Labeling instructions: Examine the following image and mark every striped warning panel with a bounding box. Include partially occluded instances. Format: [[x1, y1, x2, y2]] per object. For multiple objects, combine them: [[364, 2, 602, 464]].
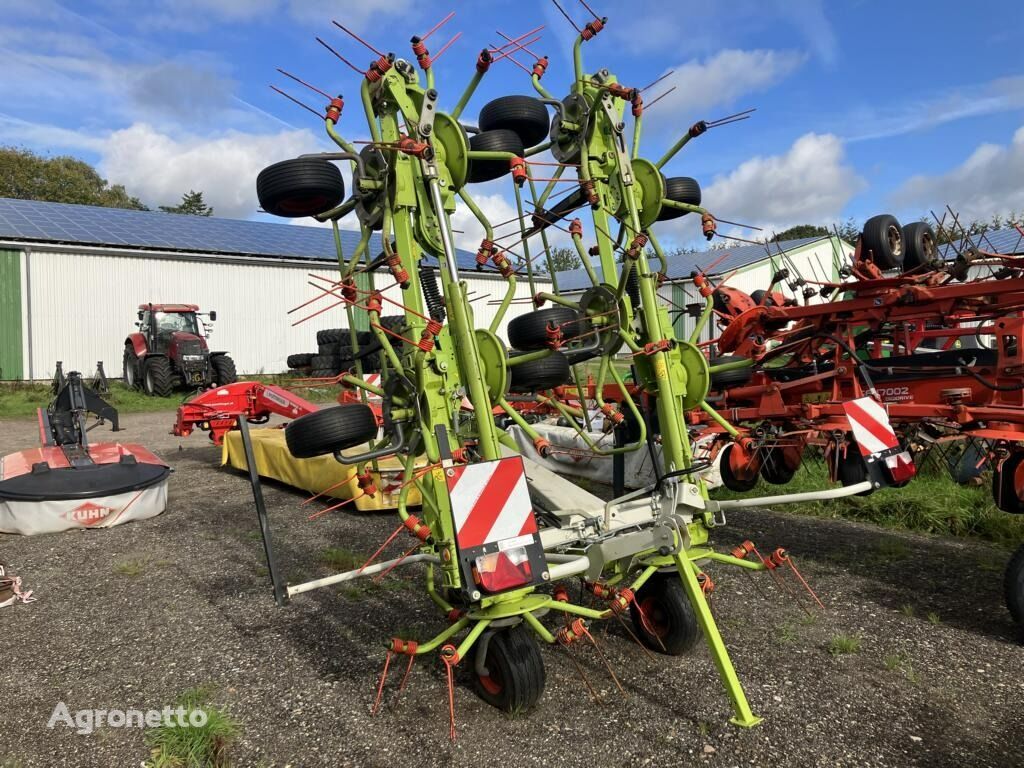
[[843, 397, 899, 457], [446, 457, 536, 549]]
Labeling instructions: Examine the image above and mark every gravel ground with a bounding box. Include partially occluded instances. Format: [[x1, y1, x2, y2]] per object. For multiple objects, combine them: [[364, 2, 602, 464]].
[[1, 409, 1022, 768]]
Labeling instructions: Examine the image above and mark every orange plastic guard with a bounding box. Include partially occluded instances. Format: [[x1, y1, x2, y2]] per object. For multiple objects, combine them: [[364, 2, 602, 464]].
[[444, 456, 546, 597]]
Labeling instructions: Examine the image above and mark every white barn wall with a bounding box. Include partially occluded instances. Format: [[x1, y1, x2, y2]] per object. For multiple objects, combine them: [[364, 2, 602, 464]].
[[22, 247, 550, 379]]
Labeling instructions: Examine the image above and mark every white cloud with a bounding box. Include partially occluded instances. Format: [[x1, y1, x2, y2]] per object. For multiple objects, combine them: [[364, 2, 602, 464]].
[[658, 132, 865, 243], [98, 123, 321, 218], [644, 49, 805, 127], [892, 125, 1024, 222]]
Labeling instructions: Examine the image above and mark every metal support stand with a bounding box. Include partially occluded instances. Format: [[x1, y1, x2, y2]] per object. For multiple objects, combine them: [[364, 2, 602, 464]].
[[238, 418, 288, 606]]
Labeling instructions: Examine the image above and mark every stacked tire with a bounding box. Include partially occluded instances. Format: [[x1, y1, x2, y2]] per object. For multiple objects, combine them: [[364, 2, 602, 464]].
[[286, 317, 407, 378], [505, 307, 586, 393]]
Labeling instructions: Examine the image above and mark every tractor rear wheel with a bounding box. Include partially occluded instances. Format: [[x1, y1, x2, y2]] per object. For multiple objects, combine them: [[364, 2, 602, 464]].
[[123, 345, 141, 389], [257, 157, 345, 218], [211, 355, 237, 386], [631, 575, 702, 655], [471, 624, 546, 713], [285, 403, 378, 458], [1004, 545, 1024, 628], [143, 357, 173, 397]]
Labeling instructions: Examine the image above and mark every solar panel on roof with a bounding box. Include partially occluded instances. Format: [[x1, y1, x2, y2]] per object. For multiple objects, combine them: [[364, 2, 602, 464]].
[[0, 197, 478, 268]]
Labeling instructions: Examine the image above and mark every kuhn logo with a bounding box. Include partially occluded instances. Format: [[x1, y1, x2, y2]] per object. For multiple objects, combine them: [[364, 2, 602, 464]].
[[63, 501, 116, 527]]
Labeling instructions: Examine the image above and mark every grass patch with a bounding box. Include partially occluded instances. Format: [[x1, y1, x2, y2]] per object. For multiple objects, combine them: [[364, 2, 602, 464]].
[[113, 559, 147, 578], [883, 652, 918, 683], [319, 547, 362, 571], [899, 604, 915, 618], [712, 461, 1024, 547], [0, 374, 336, 420], [926, 611, 942, 625], [828, 633, 862, 656], [144, 686, 238, 768], [775, 621, 798, 644]]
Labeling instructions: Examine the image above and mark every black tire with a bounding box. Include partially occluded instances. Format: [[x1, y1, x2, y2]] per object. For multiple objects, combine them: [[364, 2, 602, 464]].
[[309, 368, 338, 378], [285, 404, 378, 458], [287, 353, 315, 369], [211, 354, 237, 385], [1005, 545, 1024, 626], [316, 328, 346, 346], [708, 355, 753, 389], [507, 307, 589, 351], [471, 624, 546, 712], [760, 447, 797, 485], [508, 351, 571, 393], [478, 95, 550, 149], [751, 289, 776, 307], [657, 177, 702, 221], [311, 354, 340, 369], [318, 342, 345, 356], [861, 214, 904, 270], [467, 130, 524, 183], [143, 356, 173, 397], [719, 443, 758, 492], [631, 575, 702, 655], [903, 221, 938, 270], [123, 345, 141, 390], [257, 157, 344, 218], [836, 445, 874, 496], [993, 453, 1024, 514]]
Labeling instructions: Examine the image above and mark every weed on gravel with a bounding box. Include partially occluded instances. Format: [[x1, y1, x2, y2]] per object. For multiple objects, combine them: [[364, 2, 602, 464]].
[[145, 686, 238, 768], [828, 633, 862, 656]]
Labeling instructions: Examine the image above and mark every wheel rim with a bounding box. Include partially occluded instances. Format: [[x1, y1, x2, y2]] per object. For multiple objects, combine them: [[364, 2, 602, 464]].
[[478, 672, 504, 695], [921, 232, 935, 259], [886, 224, 903, 257], [145, 368, 153, 393]]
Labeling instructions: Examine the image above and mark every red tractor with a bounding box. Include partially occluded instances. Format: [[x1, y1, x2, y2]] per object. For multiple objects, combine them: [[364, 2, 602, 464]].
[[123, 304, 237, 397]]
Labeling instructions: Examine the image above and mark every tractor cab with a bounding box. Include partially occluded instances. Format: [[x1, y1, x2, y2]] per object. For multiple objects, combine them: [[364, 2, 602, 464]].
[[139, 305, 207, 354]]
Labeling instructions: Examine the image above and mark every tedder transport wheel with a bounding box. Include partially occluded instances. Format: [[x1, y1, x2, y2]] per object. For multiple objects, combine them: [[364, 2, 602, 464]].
[[467, 130, 525, 183], [719, 443, 759, 492], [211, 355, 237, 386], [656, 176, 702, 221], [760, 447, 798, 485], [902, 221, 938, 271], [123, 344, 141, 389], [1004, 544, 1024, 629], [507, 307, 589, 351], [471, 624, 546, 712], [257, 157, 345, 218], [992, 452, 1024, 514], [143, 357, 173, 397], [508, 351, 572, 393], [631, 575, 702, 655], [861, 214, 904, 270], [285, 403, 377, 458], [708, 355, 753, 389], [478, 95, 550, 148]]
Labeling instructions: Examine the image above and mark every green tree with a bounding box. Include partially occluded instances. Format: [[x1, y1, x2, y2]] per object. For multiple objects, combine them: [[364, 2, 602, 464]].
[[772, 224, 829, 241], [160, 190, 214, 216], [0, 146, 147, 209], [541, 246, 582, 273]]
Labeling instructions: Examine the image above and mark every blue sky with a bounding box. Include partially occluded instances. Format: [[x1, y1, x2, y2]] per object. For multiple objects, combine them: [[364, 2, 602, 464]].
[[1, 0, 1022, 249]]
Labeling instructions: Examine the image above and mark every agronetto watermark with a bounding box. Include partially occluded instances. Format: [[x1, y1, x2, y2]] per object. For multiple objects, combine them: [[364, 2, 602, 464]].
[[47, 701, 208, 735]]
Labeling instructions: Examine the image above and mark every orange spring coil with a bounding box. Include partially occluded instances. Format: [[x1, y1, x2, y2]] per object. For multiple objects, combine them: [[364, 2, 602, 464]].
[[568, 218, 583, 237], [532, 56, 548, 78], [417, 330, 434, 353], [389, 637, 419, 654], [689, 120, 708, 138], [533, 437, 551, 457], [552, 585, 570, 602], [580, 179, 598, 206], [556, 618, 588, 644], [580, 18, 605, 41], [365, 293, 383, 313], [326, 96, 344, 123], [340, 278, 358, 302], [510, 157, 527, 185], [411, 38, 431, 69], [631, 93, 643, 118], [476, 48, 492, 73], [402, 514, 431, 542], [357, 471, 378, 496], [730, 540, 756, 560]]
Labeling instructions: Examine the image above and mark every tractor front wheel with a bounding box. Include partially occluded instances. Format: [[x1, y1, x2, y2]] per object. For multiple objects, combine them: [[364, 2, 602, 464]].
[[123, 345, 141, 389], [211, 355, 237, 386], [471, 624, 546, 713], [631, 575, 702, 655], [143, 357, 173, 397]]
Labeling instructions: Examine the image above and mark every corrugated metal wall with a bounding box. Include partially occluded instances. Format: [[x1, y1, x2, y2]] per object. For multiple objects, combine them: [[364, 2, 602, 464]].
[[23, 249, 549, 379], [0, 249, 22, 379]]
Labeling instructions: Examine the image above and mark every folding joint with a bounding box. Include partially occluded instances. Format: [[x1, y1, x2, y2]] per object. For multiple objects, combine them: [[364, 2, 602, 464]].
[[476, 239, 497, 266], [639, 339, 672, 356], [326, 95, 344, 124], [532, 56, 549, 78], [510, 156, 527, 186], [701, 212, 717, 241], [389, 637, 420, 655]]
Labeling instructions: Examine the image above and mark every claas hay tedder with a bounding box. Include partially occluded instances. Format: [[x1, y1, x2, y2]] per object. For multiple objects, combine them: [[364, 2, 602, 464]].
[[249, 3, 920, 737]]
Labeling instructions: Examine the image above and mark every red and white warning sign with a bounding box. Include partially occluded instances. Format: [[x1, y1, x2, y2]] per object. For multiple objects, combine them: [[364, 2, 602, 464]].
[[445, 457, 541, 593], [842, 396, 915, 483]]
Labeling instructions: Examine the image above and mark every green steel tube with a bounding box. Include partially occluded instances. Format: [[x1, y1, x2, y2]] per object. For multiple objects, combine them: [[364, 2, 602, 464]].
[[505, 349, 552, 366], [522, 610, 557, 644], [660, 199, 707, 215], [489, 276, 518, 334], [527, 175, 560, 290], [413, 616, 472, 655], [571, 231, 600, 287], [689, 295, 714, 344], [452, 69, 485, 120], [524, 140, 552, 157], [645, 227, 669, 278], [702, 551, 766, 572], [466, 150, 520, 161], [535, 165, 565, 209], [425, 562, 455, 612], [548, 600, 608, 620], [533, 292, 580, 310], [572, 36, 584, 93], [512, 182, 537, 297], [656, 131, 693, 170], [699, 400, 741, 438], [453, 619, 492, 659], [708, 357, 755, 374], [360, 79, 381, 143], [532, 74, 555, 101], [631, 114, 643, 159], [457, 187, 494, 241], [326, 119, 357, 154], [496, 396, 545, 444], [343, 229, 371, 279]]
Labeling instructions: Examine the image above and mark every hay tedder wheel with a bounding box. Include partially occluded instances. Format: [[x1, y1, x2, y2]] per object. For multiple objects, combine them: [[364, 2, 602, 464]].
[[719, 443, 759, 492], [508, 307, 589, 351], [257, 157, 345, 218], [902, 221, 938, 270], [508, 352, 572, 393], [1004, 545, 1024, 628], [472, 624, 546, 713], [760, 447, 798, 485], [992, 452, 1024, 514], [467, 129, 524, 183], [656, 176, 702, 221], [478, 95, 550, 148], [861, 214, 904, 270], [285, 403, 377, 458], [631, 575, 701, 655]]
